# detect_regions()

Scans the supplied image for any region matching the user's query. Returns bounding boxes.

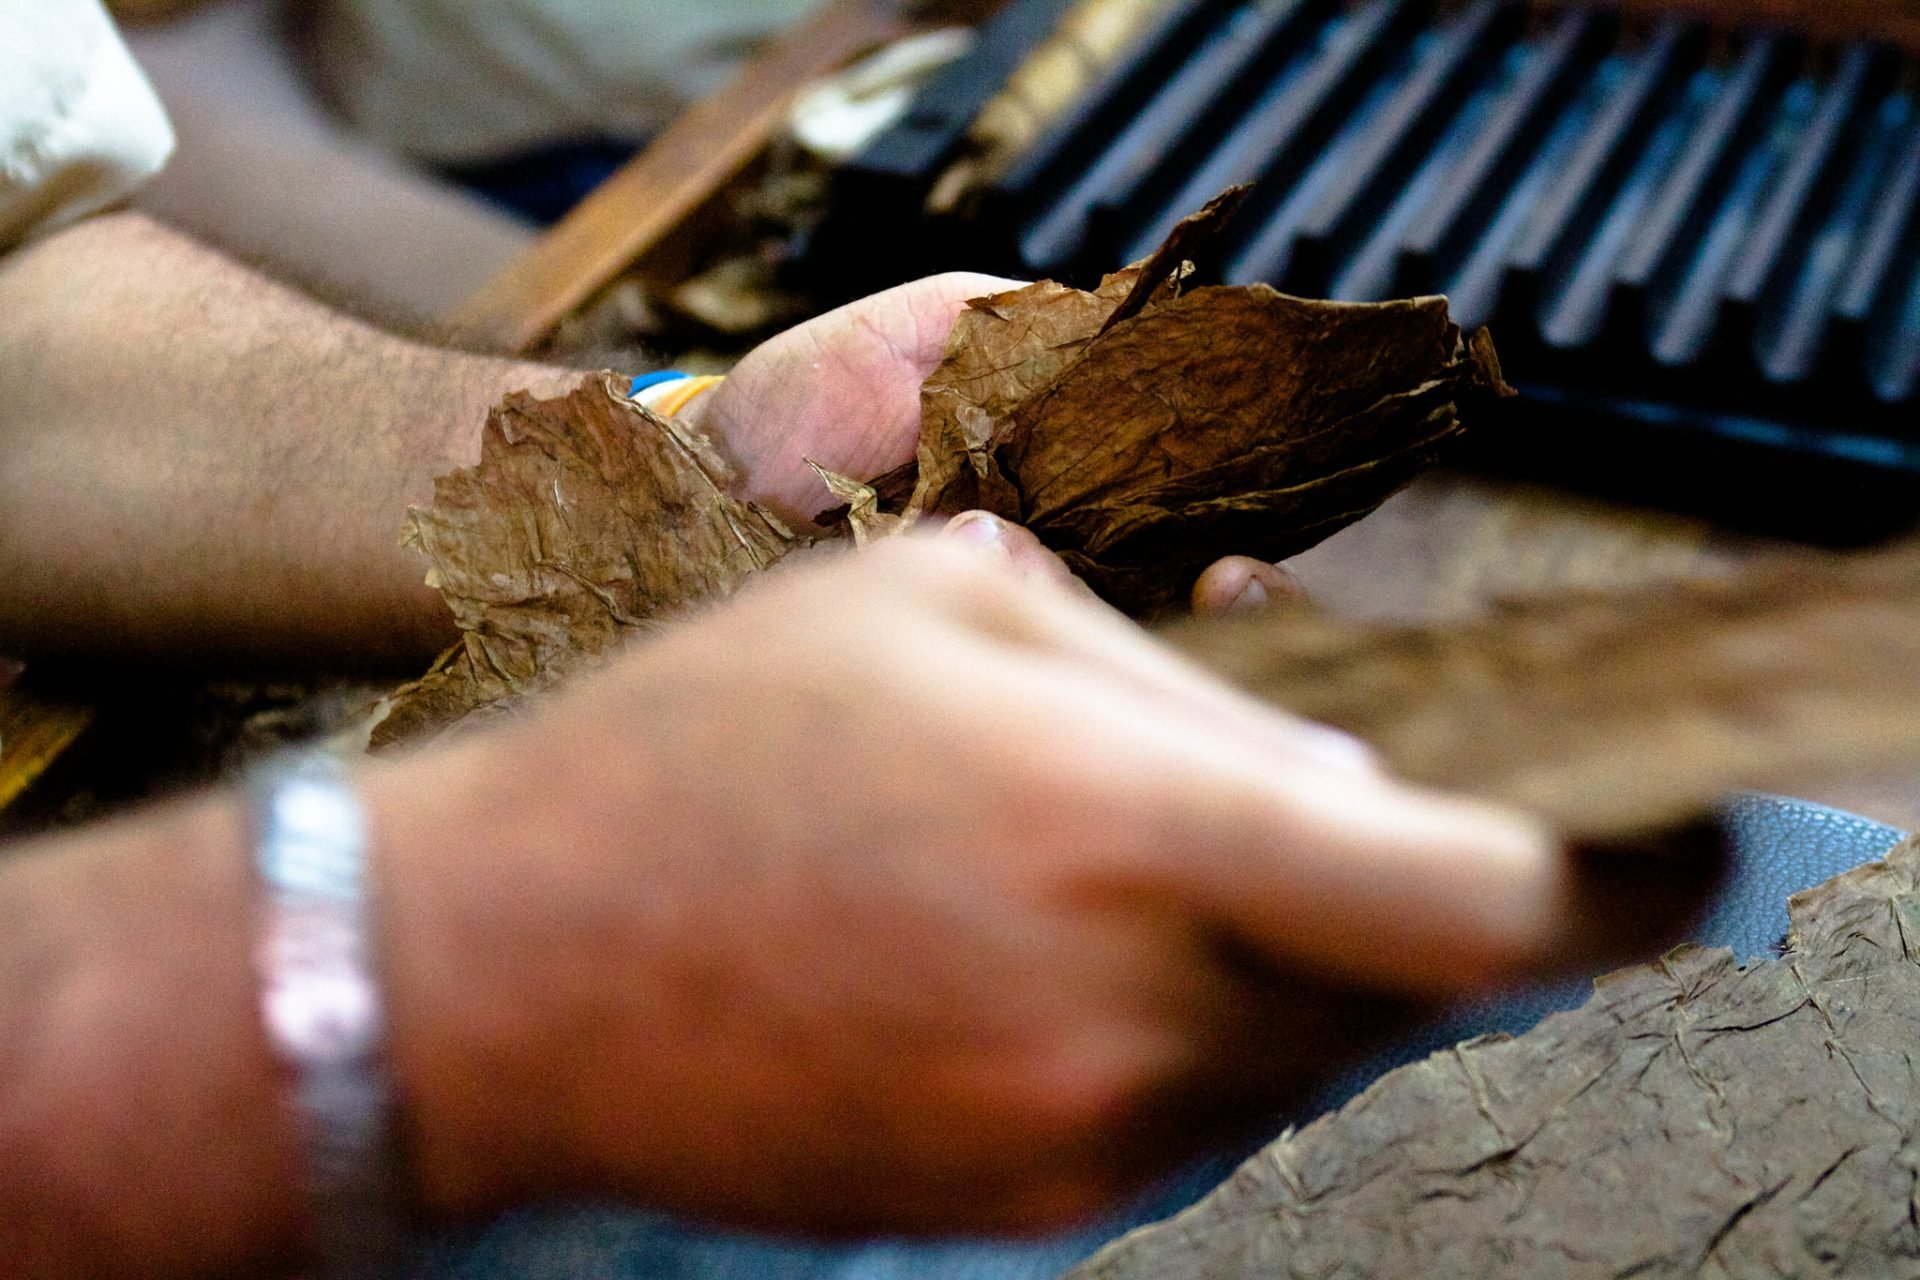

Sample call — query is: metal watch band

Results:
[250,753,410,1278]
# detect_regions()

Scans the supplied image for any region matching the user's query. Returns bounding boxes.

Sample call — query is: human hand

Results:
[367,533,1568,1235]
[689,272,1016,524]
[689,275,1306,616]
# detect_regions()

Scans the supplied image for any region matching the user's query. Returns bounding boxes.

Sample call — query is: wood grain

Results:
[1539,0,1920,50]
[445,0,910,355]
[0,680,95,813]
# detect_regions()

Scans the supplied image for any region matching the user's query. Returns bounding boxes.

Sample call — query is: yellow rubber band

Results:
[651,374,726,418]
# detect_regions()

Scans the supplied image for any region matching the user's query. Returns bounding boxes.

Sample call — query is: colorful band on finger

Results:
[650,374,726,418]
[628,370,688,399]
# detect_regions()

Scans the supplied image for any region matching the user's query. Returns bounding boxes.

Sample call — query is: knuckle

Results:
[1004,1034,1160,1145]
[938,547,1045,620]
[1446,926,1553,991]
[924,270,977,292]
[928,270,1012,297]
[862,534,992,601]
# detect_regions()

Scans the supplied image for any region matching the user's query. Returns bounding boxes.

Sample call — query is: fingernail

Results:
[946,512,1008,554]
[1232,578,1269,613]
[1290,723,1378,774]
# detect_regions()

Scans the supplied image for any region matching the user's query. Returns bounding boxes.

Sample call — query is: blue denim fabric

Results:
[441,140,639,226]
[409,1158,1239,1280]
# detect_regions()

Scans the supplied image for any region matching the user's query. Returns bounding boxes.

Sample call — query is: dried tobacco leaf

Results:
[1008,290,1503,614]
[385,194,1508,744]
[372,374,795,747]
[1067,834,1920,1280]
[1098,186,1247,335]
[881,192,1508,614]
[806,459,902,547]
[897,191,1250,534]
[379,368,1920,847]
[1161,543,1920,842]
[904,268,1145,523]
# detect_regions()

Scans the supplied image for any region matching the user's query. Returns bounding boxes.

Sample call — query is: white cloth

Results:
[305,0,825,164]
[0,0,173,252]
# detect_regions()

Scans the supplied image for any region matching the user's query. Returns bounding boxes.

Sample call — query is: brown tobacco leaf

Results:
[1067,835,1920,1280]
[372,373,795,747]
[895,193,1252,532]
[1098,185,1248,334]
[905,267,1145,523]
[1009,290,1503,614]
[887,225,1508,614]
[806,459,902,547]
[1162,543,1920,842]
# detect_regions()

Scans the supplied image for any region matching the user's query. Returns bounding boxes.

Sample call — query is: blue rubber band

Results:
[629,370,689,397]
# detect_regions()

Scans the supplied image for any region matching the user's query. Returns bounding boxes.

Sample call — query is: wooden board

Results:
[1539,0,1920,49]
[446,0,912,355]
[0,679,95,813]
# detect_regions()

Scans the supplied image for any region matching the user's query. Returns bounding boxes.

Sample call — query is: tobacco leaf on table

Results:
[1162,542,1920,843]
[371,373,796,748]
[1067,834,1920,1280]
[843,189,1509,615]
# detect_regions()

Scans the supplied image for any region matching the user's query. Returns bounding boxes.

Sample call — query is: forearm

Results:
[0,212,572,667]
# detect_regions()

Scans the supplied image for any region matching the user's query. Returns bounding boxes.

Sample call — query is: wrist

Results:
[357,715,658,1216]
[355,739,515,1217]
[0,796,306,1276]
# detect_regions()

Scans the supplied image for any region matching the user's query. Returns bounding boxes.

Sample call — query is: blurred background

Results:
[107,0,1920,538]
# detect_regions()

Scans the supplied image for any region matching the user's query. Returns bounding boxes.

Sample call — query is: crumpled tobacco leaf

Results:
[375,370,1920,852]
[840,190,1509,615]
[1100,187,1248,335]
[1162,542,1920,843]
[1067,833,1920,1280]
[384,194,1510,745]
[901,265,1151,523]
[371,373,795,747]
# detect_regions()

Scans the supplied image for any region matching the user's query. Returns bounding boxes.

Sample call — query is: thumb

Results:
[939,512,1092,599]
